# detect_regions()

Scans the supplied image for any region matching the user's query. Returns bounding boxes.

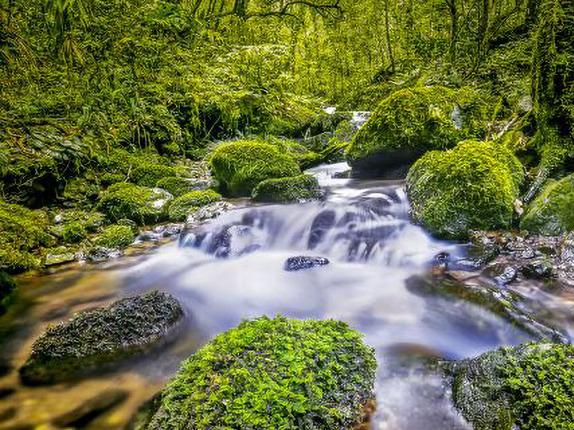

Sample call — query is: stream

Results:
[1,162,573,430]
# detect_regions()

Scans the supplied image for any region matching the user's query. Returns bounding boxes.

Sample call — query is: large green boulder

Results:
[210,140,301,196]
[252,175,322,203]
[20,291,184,385]
[346,86,487,176]
[521,174,574,235]
[97,183,173,225]
[448,343,574,430]
[167,190,222,222]
[131,316,376,430]
[406,140,524,239]
[0,200,52,273]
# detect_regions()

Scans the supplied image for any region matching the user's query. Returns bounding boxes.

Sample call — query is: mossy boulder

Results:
[447,343,574,430]
[60,221,88,244]
[53,210,106,233]
[210,140,301,196]
[19,291,184,385]
[156,177,211,198]
[346,86,488,176]
[0,201,52,273]
[252,175,322,203]
[97,183,173,225]
[95,225,136,249]
[0,271,18,315]
[168,190,222,222]
[406,140,524,239]
[131,163,178,188]
[521,174,574,235]
[131,316,376,430]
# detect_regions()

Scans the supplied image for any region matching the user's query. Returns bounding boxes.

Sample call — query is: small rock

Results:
[284,256,330,271]
[520,260,555,280]
[86,247,123,262]
[52,389,129,428]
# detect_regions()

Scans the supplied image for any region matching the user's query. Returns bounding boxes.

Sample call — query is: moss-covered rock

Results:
[19,291,184,385]
[131,316,376,430]
[53,210,106,233]
[0,201,51,273]
[61,221,88,244]
[131,163,177,188]
[0,271,18,316]
[448,343,574,430]
[406,140,524,239]
[252,175,322,203]
[210,140,301,196]
[156,177,210,198]
[95,225,136,249]
[521,174,574,236]
[346,86,488,175]
[167,190,222,222]
[97,183,173,225]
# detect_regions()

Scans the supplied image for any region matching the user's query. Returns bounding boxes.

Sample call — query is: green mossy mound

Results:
[168,190,222,222]
[406,140,524,239]
[448,343,574,430]
[252,175,322,203]
[210,141,301,196]
[0,271,18,316]
[132,164,178,188]
[97,183,173,225]
[20,291,184,385]
[521,174,574,236]
[0,201,51,273]
[132,316,376,430]
[53,210,106,233]
[95,225,137,249]
[346,86,488,175]
[156,177,206,198]
[60,221,88,244]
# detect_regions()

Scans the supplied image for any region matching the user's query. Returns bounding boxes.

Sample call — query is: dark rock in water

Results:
[308,210,336,249]
[446,343,574,430]
[19,291,184,385]
[481,264,518,286]
[0,271,18,316]
[128,316,376,430]
[284,256,330,271]
[52,389,129,428]
[0,388,15,399]
[520,260,555,280]
[86,246,123,262]
[0,407,16,422]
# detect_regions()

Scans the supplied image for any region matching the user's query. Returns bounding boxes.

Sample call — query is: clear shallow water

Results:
[1,163,573,430]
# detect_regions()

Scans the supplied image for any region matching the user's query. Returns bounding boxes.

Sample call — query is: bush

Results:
[168,190,222,221]
[406,140,524,239]
[521,174,574,235]
[210,140,301,196]
[133,316,376,430]
[346,86,488,174]
[252,175,322,202]
[97,183,173,225]
[95,225,136,249]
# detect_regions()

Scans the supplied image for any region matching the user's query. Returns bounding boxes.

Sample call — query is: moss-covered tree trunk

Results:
[525,0,574,202]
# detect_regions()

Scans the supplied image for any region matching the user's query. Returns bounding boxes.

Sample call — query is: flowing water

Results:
[1,162,573,430]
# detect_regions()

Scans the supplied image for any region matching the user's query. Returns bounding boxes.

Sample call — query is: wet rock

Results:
[19,291,184,385]
[308,209,336,249]
[0,271,18,315]
[85,246,123,262]
[52,389,129,428]
[284,256,330,271]
[185,201,235,228]
[0,407,16,422]
[129,316,375,430]
[520,260,555,280]
[446,343,574,430]
[0,388,15,399]
[44,247,80,267]
[482,264,518,286]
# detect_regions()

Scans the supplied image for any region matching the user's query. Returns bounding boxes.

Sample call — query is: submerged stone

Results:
[284,256,330,271]
[52,389,129,428]
[19,291,184,385]
[130,316,376,430]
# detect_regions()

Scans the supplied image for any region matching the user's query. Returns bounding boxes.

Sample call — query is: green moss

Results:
[210,140,301,196]
[0,271,18,316]
[135,316,376,430]
[345,86,488,171]
[167,190,222,222]
[55,210,106,233]
[156,177,202,198]
[19,291,184,385]
[61,221,88,244]
[252,175,322,203]
[0,201,51,273]
[131,163,178,188]
[97,183,173,225]
[449,343,574,430]
[95,225,136,249]
[521,174,574,235]
[100,173,126,187]
[406,140,524,239]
